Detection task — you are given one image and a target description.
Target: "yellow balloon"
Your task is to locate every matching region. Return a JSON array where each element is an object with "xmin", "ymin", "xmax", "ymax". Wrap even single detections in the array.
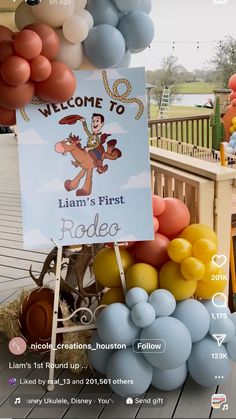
[
  {"xmin": 93, "ymin": 247, "xmax": 134, "ymax": 288},
  {"xmin": 232, "ymin": 117, "xmax": 236, "ymax": 124},
  {"xmin": 100, "ymin": 288, "xmax": 125, "ymax": 305},
  {"xmin": 230, "ymin": 126, "xmax": 235, "ymax": 134},
  {"xmin": 159, "ymin": 261, "xmax": 197, "ymax": 301},
  {"xmin": 126, "ymin": 263, "xmax": 158, "ymax": 294},
  {"xmin": 192, "ymin": 238, "xmax": 217, "ymax": 263},
  {"xmin": 179, "ymin": 224, "xmax": 218, "ymax": 245},
  {"xmin": 194, "ymin": 271, "xmax": 227, "ymax": 299},
  {"xmin": 167, "ymin": 238, "xmax": 192, "ymax": 263},
  {"xmin": 181, "ymin": 257, "xmax": 206, "ymax": 281},
  {"xmin": 201, "ymin": 261, "xmax": 221, "ymax": 282},
  {"xmin": 233, "ymin": 122, "xmax": 236, "ymax": 129}
]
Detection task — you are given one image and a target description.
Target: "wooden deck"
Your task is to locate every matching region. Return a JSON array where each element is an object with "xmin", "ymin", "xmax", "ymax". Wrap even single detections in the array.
[{"xmin": 0, "ymin": 134, "xmax": 235, "ymax": 419}]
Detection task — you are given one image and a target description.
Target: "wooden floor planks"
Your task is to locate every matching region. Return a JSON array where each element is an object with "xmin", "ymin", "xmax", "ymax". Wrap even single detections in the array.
[{"xmin": 0, "ymin": 134, "xmax": 235, "ymax": 418}]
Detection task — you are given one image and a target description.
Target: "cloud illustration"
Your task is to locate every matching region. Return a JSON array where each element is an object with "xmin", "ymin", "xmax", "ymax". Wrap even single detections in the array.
[
  {"xmin": 103, "ymin": 122, "xmax": 127, "ymax": 134},
  {"xmin": 18, "ymin": 129, "xmax": 48, "ymax": 145},
  {"xmin": 38, "ymin": 178, "xmax": 65, "ymax": 193},
  {"xmin": 121, "ymin": 171, "xmax": 151, "ymax": 189},
  {"xmin": 24, "ymin": 228, "xmax": 51, "ymax": 247}
]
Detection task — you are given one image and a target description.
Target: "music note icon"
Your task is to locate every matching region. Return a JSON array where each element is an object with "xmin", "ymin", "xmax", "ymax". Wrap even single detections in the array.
[
  {"xmin": 14, "ymin": 397, "xmax": 21, "ymax": 405},
  {"xmin": 222, "ymin": 404, "xmax": 229, "ymax": 411}
]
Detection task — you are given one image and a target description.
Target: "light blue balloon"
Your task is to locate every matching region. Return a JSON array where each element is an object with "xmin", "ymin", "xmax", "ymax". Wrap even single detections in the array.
[
  {"xmin": 131, "ymin": 302, "xmax": 156, "ymax": 328},
  {"xmin": 107, "ymin": 348, "xmax": 153, "ymax": 396},
  {"xmin": 138, "ymin": 0, "xmax": 152, "ymax": 14},
  {"xmin": 152, "ymin": 363, "xmax": 188, "ymax": 391},
  {"xmin": 125, "ymin": 287, "xmax": 148, "ymax": 309},
  {"xmin": 229, "ymin": 312, "xmax": 236, "ymax": 333},
  {"xmin": 209, "ymin": 317, "xmax": 235, "ymax": 343},
  {"xmin": 230, "ymin": 132, "xmax": 236, "ymax": 140},
  {"xmin": 226, "ymin": 336, "xmax": 236, "ymax": 362},
  {"xmin": 86, "ymin": 0, "xmax": 120, "ymax": 27},
  {"xmin": 149, "ymin": 289, "xmax": 176, "ymax": 317},
  {"xmin": 87, "ymin": 332, "xmax": 115, "ymax": 374},
  {"xmin": 84, "ymin": 24, "xmax": 126, "ymax": 68},
  {"xmin": 173, "ymin": 299, "xmax": 210, "ymax": 342},
  {"xmin": 97, "ymin": 303, "xmax": 140, "ymax": 345},
  {"xmin": 140, "ymin": 317, "xmax": 192, "ymax": 370},
  {"xmin": 113, "ymin": 0, "xmax": 141, "ymax": 13},
  {"xmin": 114, "ymin": 49, "xmax": 131, "ymax": 68},
  {"xmin": 118, "ymin": 11, "xmax": 154, "ymax": 52},
  {"xmin": 188, "ymin": 337, "xmax": 231, "ymax": 387},
  {"xmin": 202, "ymin": 299, "xmax": 231, "ymax": 317}
]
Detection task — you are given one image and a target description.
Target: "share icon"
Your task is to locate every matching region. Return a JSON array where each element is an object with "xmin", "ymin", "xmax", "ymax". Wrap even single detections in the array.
[{"xmin": 212, "ymin": 334, "xmax": 226, "ymax": 347}]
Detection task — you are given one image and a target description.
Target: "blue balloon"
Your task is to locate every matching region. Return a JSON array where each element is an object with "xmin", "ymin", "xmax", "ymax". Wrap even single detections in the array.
[
  {"xmin": 131, "ymin": 302, "xmax": 156, "ymax": 328},
  {"xmin": 173, "ymin": 299, "xmax": 210, "ymax": 342},
  {"xmin": 114, "ymin": 49, "xmax": 131, "ymax": 68},
  {"xmin": 118, "ymin": 11, "xmax": 154, "ymax": 52},
  {"xmin": 113, "ymin": 0, "xmax": 141, "ymax": 13},
  {"xmin": 86, "ymin": 0, "xmax": 120, "ymax": 27},
  {"xmin": 84, "ymin": 24, "xmax": 126, "ymax": 68},
  {"xmin": 138, "ymin": 0, "xmax": 152, "ymax": 14},
  {"xmin": 202, "ymin": 299, "xmax": 231, "ymax": 317},
  {"xmin": 149, "ymin": 289, "xmax": 176, "ymax": 317},
  {"xmin": 230, "ymin": 132, "xmax": 236, "ymax": 140},
  {"xmin": 125, "ymin": 287, "xmax": 148, "ymax": 309},
  {"xmin": 107, "ymin": 348, "xmax": 153, "ymax": 396},
  {"xmin": 209, "ymin": 317, "xmax": 235, "ymax": 343},
  {"xmin": 188, "ymin": 337, "xmax": 231, "ymax": 387},
  {"xmin": 140, "ymin": 317, "xmax": 192, "ymax": 370},
  {"xmin": 152, "ymin": 363, "xmax": 188, "ymax": 391},
  {"xmin": 226, "ymin": 336, "xmax": 236, "ymax": 362},
  {"xmin": 97, "ymin": 303, "xmax": 140, "ymax": 345},
  {"xmin": 87, "ymin": 332, "xmax": 115, "ymax": 374},
  {"xmin": 229, "ymin": 312, "xmax": 236, "ymax": 332}
]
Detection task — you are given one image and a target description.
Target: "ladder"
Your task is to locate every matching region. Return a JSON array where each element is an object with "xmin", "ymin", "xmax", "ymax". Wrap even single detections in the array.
[{"xmin": 158, "ymin": 86, "xmax": 170, "ymax": 118}]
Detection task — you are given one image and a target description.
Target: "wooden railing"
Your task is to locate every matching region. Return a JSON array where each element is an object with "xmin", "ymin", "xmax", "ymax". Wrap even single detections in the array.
[
  {"xmin": 148, "ymin": 114, "xmax": 212, "ymax": 148},
  {"xmin": 150, "ymin": 146, "xmax": 236, "ymax": 282}
]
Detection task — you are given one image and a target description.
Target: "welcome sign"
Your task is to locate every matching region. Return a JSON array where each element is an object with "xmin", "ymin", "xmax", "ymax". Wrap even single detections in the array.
[{"xmin": 16, "ymin": 68, "xmax": 153, "ymax": 249}]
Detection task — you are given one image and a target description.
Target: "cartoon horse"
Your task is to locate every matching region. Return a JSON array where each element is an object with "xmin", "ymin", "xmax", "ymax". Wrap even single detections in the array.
[{"xmin": 54, "ymin": 133, "xmax": 122, "ymax": 196}]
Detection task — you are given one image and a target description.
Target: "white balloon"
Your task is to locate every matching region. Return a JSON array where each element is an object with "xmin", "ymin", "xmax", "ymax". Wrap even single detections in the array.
[
  {"xmin": 78, "ymin": 10, "xmax": 94, "ymax": 30},
  {"xmin": 74, "ymin": 0, "xmax": 87, "ymax": 13},
  {"xmin": 15, "ymin": 1, "xmax": 38, "ymax": 30},
  {"xmin": 56, "ymin": 29, "xmax": 83, "ymax": 70},
  {"xmin": 63, "ymin": 15, "xmax": 89, "ymax": 43},
  {"xmin": 31, "ymin": 0, "xmax": 75, "ymax": 28},
  {"xmin": 79, "ymin": 56, "xmax": 97, "ymax": 70}
]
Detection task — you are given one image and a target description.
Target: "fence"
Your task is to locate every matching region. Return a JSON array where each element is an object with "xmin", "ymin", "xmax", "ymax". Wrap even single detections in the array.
[
  {"xmin": 150, "ymin": 146, "xmax": 236, "ymax": 282},
  {"xmin": 148, "ymin": 114, "xmax": 212, "ymax": 148},
  {"xmin": 150, "ymin": 136, "xmax": 236, "ymax": 168}
]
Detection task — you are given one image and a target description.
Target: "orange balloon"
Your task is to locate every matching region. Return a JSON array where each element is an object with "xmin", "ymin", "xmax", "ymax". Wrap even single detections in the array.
[
  {"xmin": 26, "ymin": 23, "xmax": 60, "ymax": 61},
  {"xmin": 35, "ymin": 61, "xmax": 76, "ymax": 103},
  {"xmin": 0, "ymin": 78, "xmax": 34, "ymax": 109},
  {"xmin": 0, "ymin": 105, "xmax": 16, "ymax": 126},
  {"xmin": 30, "ymin": 55, "xmax": 52, "ymax": 82},
  {"xmin": 223, "ymin": 105, "xmax": 236, "ymax": 141},
  {"xmin": 152, "ymin": 195, "xmax": 165, "ymax": 216},
  {"xmin": 0, "ymin": 39, "xmax": 14, "ymax": 63},
  {"xmin": 230, "ymin": 91, "xmax": 236, "ymax": 101},
  {"xmin": 153, "ymin": 216, "xmax": 159, "ymax": 233},
  {"xmin": 1, "ymin": 56, "xmax": 30, "ymax": 86},
  {"xmin": 232, "ymin": 99, "xmax": 236, "ymax": 107},
  {"xmin": 228, "ymin": 74, "xmax": 236, "ymax": 91},
  {"xmin": 14, "ymin": 29, "xmax": 42, "ymax": 60},
  {"xmin": 158, "ymin": 198, "xmax": 190, "ymax": 238},
  {"xmin": 0, "ymin": 25, "xmax": 14, "ymax": 42},
  {"xmin": 134, "ymin": 233, "xmax": 170, "ymax": 268}
]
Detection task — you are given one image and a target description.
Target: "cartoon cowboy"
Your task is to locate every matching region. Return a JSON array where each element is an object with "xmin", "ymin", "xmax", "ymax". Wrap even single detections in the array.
[{"xmin": 80, "ymin": 113, "xmax": 111, "ymax": 174}]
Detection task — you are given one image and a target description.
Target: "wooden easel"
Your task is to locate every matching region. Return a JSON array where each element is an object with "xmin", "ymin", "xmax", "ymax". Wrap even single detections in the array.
[{"xmin": 47, "ymin": 240, "xmax": 127, "ymax": 391}]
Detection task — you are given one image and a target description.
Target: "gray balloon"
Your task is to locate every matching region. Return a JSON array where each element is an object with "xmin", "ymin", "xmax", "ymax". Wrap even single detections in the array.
[
  {"xmin": 173, "ymin": 299, "xmax": 210, "ymax": 342},
  {"xmin": 152, "ymin": 363, "xmax": 188, "ymax": 391}
]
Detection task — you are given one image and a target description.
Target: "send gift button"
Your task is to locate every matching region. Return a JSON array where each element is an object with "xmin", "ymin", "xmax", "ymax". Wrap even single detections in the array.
[{"xmin": 133, "ymin": 339, "xmax": 166, "ymax": 353}]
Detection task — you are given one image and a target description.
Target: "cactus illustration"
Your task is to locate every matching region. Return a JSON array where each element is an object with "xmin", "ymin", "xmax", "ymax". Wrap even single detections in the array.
[{"xmin": 210, "ymin": 96, "xmax": 225, "ymax": 150}]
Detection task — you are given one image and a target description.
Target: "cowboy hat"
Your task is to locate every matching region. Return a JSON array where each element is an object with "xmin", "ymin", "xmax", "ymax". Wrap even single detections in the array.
[
  {"xmin": 19, "ymin": 287, "xmax": 63, "ymax": 351},
  {"xmin": 59, "ymin": 115, "xmax": 84, "ymax": 125}
]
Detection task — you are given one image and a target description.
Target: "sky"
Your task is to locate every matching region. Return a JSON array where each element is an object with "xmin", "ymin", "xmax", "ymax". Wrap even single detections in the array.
[{"xmin": 130, "ymin": 0, "xmax": 236, "ymax": 71}]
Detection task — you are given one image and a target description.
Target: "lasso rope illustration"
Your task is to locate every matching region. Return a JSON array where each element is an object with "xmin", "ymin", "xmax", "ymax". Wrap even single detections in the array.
[
  {"xmin": 19, "ymin": 97, "xmax": 45, "ymax": 123},
  {"xmin": 102, "ymin": 71, "xmax": 144, "ymax": 120}
]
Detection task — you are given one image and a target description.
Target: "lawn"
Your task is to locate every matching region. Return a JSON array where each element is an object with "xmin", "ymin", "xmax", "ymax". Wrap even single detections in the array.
[
  {"xmin": 176, "ymin": 82, "xmax": 218, "ymax": 94},
  {"xmin": 150, "ymin": 104, "xmax": 212, "ymax": 119}
]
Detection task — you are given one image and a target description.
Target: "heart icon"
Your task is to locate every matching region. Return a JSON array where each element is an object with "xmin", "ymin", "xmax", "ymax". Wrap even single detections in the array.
[{"xmin": 212, "ymin": 254, "xmax": 227, "ymax": 268}]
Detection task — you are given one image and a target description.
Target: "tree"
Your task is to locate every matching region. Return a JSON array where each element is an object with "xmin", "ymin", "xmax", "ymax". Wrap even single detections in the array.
[
  {"xmin": 210, "ymin": 36, "xmax": 236, "ymax": 87},
  {"xmin": 146, "ymin": 55, "xmax": 180, "ymax": 107}
]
